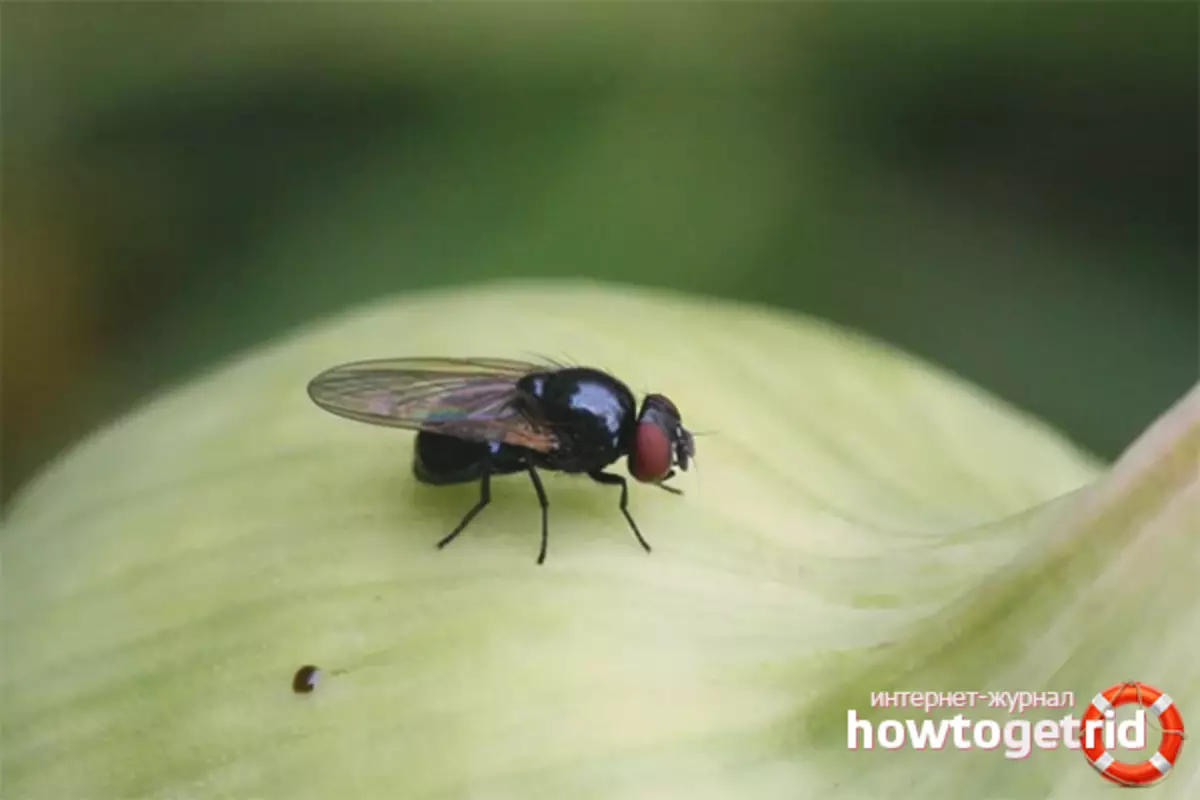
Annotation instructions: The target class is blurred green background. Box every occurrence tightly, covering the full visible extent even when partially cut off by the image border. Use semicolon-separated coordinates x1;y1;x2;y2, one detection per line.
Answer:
2;2;1196;506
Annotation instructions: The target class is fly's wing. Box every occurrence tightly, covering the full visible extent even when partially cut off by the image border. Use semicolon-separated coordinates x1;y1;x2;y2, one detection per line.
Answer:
306;357;557;452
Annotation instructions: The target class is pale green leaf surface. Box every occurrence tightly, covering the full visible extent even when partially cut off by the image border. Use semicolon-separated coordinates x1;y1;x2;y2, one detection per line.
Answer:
4;282;1193;799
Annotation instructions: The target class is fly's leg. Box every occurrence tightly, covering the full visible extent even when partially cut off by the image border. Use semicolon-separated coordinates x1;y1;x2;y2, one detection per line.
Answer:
656;469;683;496
437;458;492;550
588;470;652;554
526;464;551;565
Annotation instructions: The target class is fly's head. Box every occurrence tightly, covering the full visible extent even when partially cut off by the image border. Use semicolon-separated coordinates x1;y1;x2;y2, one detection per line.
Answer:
627;393;695;485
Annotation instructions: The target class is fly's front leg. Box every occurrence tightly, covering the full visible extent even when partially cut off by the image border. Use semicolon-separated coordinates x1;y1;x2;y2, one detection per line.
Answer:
587;470;652;554
656;469;683;496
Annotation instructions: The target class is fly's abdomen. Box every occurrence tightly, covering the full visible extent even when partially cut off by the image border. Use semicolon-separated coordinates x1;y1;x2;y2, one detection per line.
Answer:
412;432;526;485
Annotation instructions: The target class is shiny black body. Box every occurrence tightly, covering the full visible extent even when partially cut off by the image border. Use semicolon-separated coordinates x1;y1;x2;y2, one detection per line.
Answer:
412;367;675;564
308;356;691;564
412;367;637;484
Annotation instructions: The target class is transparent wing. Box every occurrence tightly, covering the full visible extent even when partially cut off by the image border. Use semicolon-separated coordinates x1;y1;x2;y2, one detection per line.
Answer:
306;357;557;452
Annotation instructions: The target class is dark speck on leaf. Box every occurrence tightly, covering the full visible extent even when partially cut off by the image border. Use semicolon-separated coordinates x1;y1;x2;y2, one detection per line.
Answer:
292;665;320;694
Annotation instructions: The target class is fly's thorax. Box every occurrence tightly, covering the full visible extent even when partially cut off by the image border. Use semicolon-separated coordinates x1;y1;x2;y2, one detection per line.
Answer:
520;367;636;472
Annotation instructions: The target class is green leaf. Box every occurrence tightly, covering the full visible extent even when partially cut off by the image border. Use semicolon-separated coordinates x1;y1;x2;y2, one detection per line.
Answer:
5;282;1192;799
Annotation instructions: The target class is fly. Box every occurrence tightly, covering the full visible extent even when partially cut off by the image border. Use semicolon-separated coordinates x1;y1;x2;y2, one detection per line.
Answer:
307;357;695;564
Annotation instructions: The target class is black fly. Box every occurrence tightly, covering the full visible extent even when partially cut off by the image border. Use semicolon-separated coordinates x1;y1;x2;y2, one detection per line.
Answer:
307;357;694;564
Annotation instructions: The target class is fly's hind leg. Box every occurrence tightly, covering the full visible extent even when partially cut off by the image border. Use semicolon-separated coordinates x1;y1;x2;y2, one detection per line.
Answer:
437;458;492;550
587;470;652;554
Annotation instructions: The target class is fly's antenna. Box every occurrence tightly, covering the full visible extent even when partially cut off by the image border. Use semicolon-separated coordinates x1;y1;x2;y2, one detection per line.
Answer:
682;429;708;484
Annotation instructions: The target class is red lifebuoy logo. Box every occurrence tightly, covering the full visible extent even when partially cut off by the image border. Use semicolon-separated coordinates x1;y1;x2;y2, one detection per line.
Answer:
1082;681;1186;786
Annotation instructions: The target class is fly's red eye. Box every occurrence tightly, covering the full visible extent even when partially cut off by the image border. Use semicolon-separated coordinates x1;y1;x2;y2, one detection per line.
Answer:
628;421;673;483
